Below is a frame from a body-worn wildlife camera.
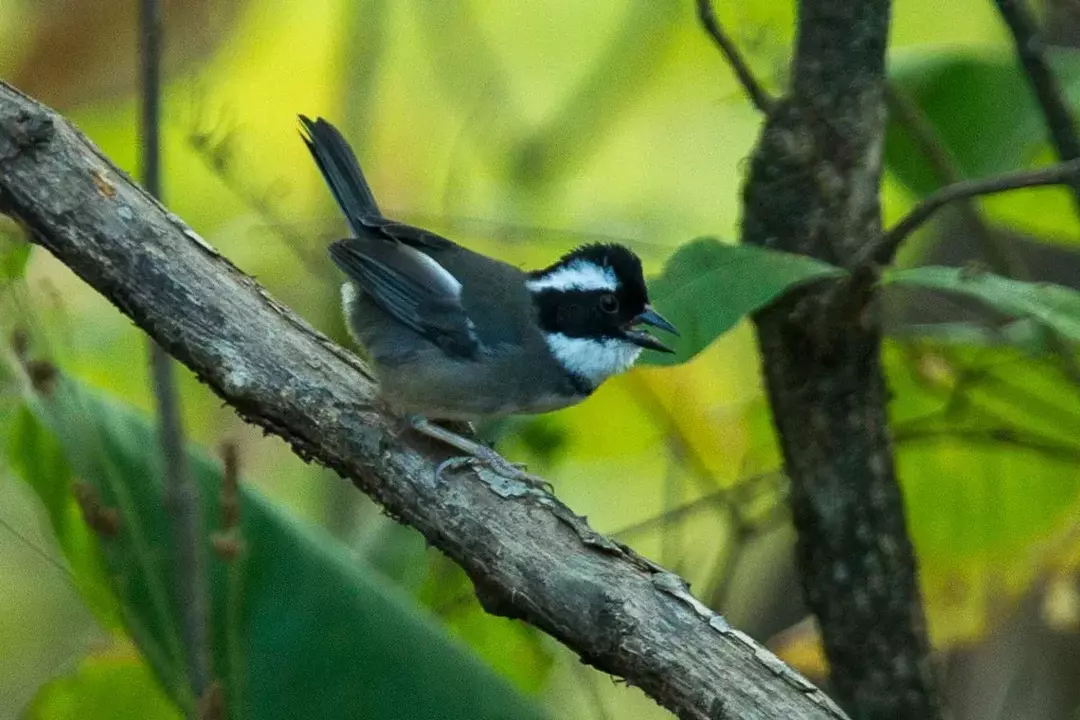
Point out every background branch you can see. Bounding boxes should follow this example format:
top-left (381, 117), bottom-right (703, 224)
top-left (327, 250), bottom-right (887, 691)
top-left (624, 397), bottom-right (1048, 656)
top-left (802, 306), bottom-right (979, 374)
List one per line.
top-left (695, 0), bottom-right (775, 113)
top-left (138, 0), bottom-right (212, 703)
top-left (0, 82), bottom-right (848, 720)
top-left (740, 0), bottom-right (943, 716)
top-left (884, 82), bottom-right (1030, 278)
top-left (994, 0), bottom-right (1080, 215)
top-left (865, 157), bottom-right (1080, 267)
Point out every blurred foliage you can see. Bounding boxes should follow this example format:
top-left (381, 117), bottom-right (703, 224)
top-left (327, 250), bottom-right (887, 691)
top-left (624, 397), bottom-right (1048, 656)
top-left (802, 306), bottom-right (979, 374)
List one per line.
top-left (888, 266), bottom-right (1080, 342)
top-left (25, 640), bottom-right (181, 720)
top-left (6, 372), bottom-right (543, 719)
top-left (2, 0), bottom-right (1080, 718)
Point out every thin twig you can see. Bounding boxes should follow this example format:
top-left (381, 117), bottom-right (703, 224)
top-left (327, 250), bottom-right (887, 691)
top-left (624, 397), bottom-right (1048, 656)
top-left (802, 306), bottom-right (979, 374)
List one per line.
top-left (139, 0), bottom-right (211, 705)
top-left (695, 0), bottom-right (775, 113)
top-left (894, 425), bottom-right (1080, 462)
top-left (864, 158), bottom-right (1080, 267)
top-left (610, 471), bottom-right (785, 541)
top-left (994, 0), bottom-right (1080, 216)
top-left (884, 83), bottom-right (1029, 278)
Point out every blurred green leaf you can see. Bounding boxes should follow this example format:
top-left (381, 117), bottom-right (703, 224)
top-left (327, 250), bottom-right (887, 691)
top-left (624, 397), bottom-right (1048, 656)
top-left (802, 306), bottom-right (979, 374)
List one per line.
top-left (417, 558), bottom-right (554, 694)
top-left (886, 47), bottom-right (1080, 197)
top-left (886, 266), bottom-right (1080, 342)
top-left (643, 237), bottom-right (845, 366)
top-left (25, 642), bottom-right (181, 720)
top-left (0, 240), bottom-right (30, 286)
top-left (17, 376), bottom-right (546, 720)
top-left (888, 318), bottom-right (1056, 354)
top-left (5, 405), bottom-right (123, 628)
top-left (885, 340), bottom-right (1080, 644)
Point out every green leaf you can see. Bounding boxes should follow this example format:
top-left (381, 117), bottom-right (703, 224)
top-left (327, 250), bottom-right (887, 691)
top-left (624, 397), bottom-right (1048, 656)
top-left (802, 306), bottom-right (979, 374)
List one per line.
top-left (25, 642), bottom-right (181, 720)
top-left (642, 237), bottom-right (845, 366)
top-left (886, 47), bottom-right (1080, 198)
top-left (885, 340), bottom-right (1080, 645)
top-left (4, 405), bottom-right (123, 628)
top-left (886, 266), bottom-right (1080, 342)
top-left (0, 238), bottom-right (31, 286)
top-left (887, 318), bottom-right (1057, 354)
top-left (16, 377), bottom-right (546, 720)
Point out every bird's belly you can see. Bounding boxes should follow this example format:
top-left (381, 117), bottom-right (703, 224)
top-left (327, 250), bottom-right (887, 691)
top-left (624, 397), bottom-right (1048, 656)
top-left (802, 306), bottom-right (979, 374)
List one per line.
top-left (373, 352), bottom-right (585, 421)
top-left (343, 289), bottom-right (587, 420)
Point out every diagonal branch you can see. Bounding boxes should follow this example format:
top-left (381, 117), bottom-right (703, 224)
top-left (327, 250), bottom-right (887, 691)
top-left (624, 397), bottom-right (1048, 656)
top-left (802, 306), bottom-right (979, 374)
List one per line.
top-left (863, 157), bottom-right (1080, 268)
top-left (884, 82), bottom-right (1030, 279)
top-left (695, 0), bottom-right (775, 113)
top-left (994, 0), bottom-right (1080, 215)
top-left (0, 82), bottom-right (848, 720)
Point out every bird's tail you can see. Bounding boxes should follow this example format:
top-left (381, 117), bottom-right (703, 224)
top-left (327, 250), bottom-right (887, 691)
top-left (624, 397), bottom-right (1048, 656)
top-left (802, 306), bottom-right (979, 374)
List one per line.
top-left (298, 115), bottom-right (381, 234)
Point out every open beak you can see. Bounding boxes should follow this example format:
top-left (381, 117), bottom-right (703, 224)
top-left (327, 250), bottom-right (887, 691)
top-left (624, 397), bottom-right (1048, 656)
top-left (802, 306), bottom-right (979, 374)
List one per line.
top-left (623, 305), bottom-right (679, 353)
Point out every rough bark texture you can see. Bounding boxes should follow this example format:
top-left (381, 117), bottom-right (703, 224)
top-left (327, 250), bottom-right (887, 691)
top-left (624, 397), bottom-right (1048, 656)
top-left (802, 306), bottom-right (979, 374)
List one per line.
top-left (740, 0), bottom-right (943, 718)
top-left (0, 83), bottom-right (850, 720)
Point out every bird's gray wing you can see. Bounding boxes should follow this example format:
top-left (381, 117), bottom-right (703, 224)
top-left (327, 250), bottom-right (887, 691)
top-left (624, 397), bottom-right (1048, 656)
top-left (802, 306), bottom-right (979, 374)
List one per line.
top-left (329, 236), bottom-right (479, 359)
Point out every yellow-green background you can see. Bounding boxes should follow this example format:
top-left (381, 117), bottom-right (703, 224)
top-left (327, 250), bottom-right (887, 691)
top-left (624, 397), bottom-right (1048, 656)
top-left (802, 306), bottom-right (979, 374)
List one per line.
top-left (3, 0), bottom-right (1080, 718)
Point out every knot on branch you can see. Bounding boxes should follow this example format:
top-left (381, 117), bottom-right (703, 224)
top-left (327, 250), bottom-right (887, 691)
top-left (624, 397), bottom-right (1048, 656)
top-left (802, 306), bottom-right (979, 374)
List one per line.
top-left (0, 107), bottom-right (53, 160)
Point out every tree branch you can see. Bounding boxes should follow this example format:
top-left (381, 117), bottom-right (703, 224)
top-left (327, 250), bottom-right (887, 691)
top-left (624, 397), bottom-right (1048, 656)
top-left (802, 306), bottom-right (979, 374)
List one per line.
top-left (695, 0), bottom-right (775, 113)
top-left (740, 0), bottom-right (943, 716)
top-left (994, 0), bottom-right (1080, 214)
top-left (0, 82), bottom-right (848, 720)
top-left (864, 158), bottom-right (1080, 267)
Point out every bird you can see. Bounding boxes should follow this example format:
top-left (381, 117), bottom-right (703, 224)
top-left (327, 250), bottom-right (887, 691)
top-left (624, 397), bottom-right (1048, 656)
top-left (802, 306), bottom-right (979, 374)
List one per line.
top-left (298, 115), bottom-right (678, 486)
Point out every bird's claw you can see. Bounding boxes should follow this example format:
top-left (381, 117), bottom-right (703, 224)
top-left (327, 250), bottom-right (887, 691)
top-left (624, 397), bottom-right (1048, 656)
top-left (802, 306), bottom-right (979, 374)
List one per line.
top-left (433, 454), bottom-right (552, 493)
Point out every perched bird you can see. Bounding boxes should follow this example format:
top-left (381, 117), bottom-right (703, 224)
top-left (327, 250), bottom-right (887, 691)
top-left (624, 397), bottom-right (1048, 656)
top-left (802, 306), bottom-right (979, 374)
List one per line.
top-left (299, 115), bottom-right (677, 483)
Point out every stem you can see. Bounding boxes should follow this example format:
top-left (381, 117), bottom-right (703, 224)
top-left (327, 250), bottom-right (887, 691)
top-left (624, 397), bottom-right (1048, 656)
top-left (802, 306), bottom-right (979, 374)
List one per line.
top-left (139, 0), bottom-right (211, 704)
top-left (695, 0), bottom-right (775, 113)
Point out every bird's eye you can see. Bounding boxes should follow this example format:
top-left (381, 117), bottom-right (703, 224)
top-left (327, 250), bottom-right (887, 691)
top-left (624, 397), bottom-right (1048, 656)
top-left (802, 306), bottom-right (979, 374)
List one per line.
top-left (599, 294), bottom-right (619, 314)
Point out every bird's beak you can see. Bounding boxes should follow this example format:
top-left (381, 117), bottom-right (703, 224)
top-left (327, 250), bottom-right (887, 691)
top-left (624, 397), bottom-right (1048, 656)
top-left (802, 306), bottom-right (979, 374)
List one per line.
top-left (624, 305), bottom-right (679, 353)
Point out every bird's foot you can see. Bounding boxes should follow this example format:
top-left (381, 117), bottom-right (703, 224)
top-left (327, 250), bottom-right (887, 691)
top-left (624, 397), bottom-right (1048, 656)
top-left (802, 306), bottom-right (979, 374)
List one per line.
top-left (407, 415), bottom-right (551, 492)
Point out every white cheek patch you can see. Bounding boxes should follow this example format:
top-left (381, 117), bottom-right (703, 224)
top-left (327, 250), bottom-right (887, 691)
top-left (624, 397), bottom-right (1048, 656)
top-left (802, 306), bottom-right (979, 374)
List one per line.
top-left (526, 260), bottom-right (618, 293)
top-left (544, 333), bottom-right (643, 386)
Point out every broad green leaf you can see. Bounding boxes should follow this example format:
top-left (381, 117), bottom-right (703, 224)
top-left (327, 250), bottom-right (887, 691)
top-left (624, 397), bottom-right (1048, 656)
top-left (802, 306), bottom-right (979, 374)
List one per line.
top-left (886, 266), bottom-right (1080, 342)
top-left (17, 376), bottom-right (546, 720)
top-left (884, 48), bottom-right (1080, 242)
top-left (26, 641), bottom-right (181, 720)
top-left (886, 47), bottom-right (1080, 198)
top-left (642, 237), bottom-right (845, 366)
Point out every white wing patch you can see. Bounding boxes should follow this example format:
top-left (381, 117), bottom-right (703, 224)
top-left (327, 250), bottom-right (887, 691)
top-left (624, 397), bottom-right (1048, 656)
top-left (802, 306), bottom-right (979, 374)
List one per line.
top-left (526, 260), bottom-right (618, 293)
top-left (400, 243), bottom-right (463, 298)
top-left (341, 281), bottom-right (360, 313)
top-left (543, 333), bottom-right (642, 385)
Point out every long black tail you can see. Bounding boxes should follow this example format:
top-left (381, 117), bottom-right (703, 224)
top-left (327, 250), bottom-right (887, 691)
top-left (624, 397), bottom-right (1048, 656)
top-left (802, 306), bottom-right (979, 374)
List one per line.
top-left (298, 115), bottom-right (380, 234)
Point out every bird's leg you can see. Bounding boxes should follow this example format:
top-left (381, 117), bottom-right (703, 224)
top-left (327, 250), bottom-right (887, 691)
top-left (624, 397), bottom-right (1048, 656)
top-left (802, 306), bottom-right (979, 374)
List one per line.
top-left (406, 415), bottom-right (550, 491)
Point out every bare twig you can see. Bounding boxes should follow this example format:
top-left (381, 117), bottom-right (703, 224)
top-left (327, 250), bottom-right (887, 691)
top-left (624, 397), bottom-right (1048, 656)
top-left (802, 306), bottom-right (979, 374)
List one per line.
top-left (864, 158), bottom-right (1080, 267)
top-left (894, 425), bottom-right (1080, 462)
top-left (139, 0), bottom-right (211, 704)
top-left (695, 0), bottom-right (775, 113)
top-left (0, 82), bottom-right (849, 720)
top-left (610, 471), bottom-right (785, 541)
top-left (994, 0), bottom-right (1080, 214)
top-left (884, 83), bottom-right (1029, 278)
